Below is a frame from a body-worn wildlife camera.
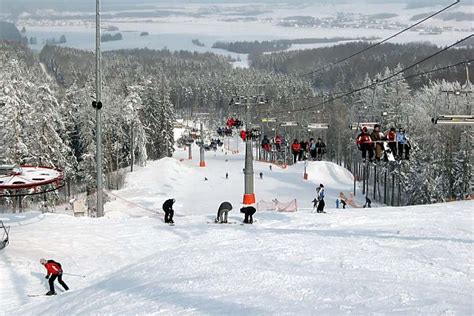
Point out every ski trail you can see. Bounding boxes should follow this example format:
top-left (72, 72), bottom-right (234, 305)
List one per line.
top-left (39, 63), bottom-right (53, 82)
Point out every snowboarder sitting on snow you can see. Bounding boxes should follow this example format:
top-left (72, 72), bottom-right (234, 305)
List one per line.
top-left (356, 127), bottom-right (374, 163)
top-left (215, 202), bottom-right (233, 223)
top-left (162, 198), bottom-right (175, 224)
top-left (339, 192), bottom-right (347, 209)
top-left (315, 184), bottom-right (326, 213)
top-left (40, 258), bottom-right (69, 296)
top-left (240, 206), bottom-right (256, 224)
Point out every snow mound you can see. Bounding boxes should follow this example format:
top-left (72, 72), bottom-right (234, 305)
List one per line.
top-left (305, 161), bottom-right (354, 187)
top-left (106, 158), bottom-right (192, 217)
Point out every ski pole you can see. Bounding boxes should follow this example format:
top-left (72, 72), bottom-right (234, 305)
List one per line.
top-left (63, 272), bottom-right (86, 278)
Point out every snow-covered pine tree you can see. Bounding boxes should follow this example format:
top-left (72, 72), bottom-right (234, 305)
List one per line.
top-left (29, 85), bottom-right (73, 170)
top-left (140, 78), bottom-right (175, 160)
top-left (122, 84), bottom-right (147, 167)
top-left (0, 59), bottom-right (34, 164)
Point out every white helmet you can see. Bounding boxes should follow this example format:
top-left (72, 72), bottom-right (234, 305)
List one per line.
top-left (40, 258), bottom-right (47, 265)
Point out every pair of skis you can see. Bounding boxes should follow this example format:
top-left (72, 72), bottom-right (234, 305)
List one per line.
top-left (28, 293), bottom-right (56, 297)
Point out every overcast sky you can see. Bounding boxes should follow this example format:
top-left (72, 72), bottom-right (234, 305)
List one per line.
top-left (0, 0), bottom-right (459, 16)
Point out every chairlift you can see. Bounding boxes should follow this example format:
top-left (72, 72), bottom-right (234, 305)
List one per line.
top-left (431, 115), bottom-right (474, 125)
top-left (350, 122), bottom-right (379, 130)
top-left (257, 96), bottom-right (269, 105)
top-left (0, 220), bottom-right (10, 250)
top-left (307, 123), bottom-right (329, 130)
top-left (280, 122), bottom-right (298, 127)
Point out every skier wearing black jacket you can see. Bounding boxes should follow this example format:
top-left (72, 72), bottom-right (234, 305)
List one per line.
top-left (240, 206), bottom-right (256, 224)
top-left (215, 202), bottom-right (233, 223)
top-left (162, 198), bottom-right (175, 224)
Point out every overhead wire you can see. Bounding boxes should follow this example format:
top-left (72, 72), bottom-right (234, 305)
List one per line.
top-left (299, 0), bottom-right (461, 78)
top-left (270, 34), bottom-right (473, 116)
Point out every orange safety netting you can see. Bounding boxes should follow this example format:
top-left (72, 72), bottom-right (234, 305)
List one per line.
top-left (257, 199), bottom-right (297, 212)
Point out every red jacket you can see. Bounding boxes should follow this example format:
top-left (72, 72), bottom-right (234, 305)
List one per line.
top-left (357, 133), bottom-right (372, 145)
top-left (44, 261), bottom-right (62, 275)
top-left (291, 143), bottom-right (301, 152)
top-left (386, 131), bottom-right (396, 142)
top-left (240, 130), bottom-right (247, 140)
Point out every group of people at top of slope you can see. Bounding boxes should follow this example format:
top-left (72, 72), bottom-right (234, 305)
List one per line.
top-left (356, 125), bottom-right (410, 163)
top-left (261, 135), bottom-right (327, 163)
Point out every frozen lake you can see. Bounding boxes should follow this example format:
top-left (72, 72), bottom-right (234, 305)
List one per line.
top-left (18, 1), bottom-right (474, 68)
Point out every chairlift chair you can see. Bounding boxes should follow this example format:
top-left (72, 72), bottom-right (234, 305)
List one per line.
top-left (431, 115), bottom-right (474, 125)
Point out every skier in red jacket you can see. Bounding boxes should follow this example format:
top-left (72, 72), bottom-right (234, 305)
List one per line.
top-left (385, 127), bottom-right (397, 158)
top-left (356, 127), bottom-right (374, 163)
top-left (40, 258), bottom-right (69, 295)
top-left (291, 139), bottom-right (301, 164)
top-left (240, 130), bottom-right (247, 141)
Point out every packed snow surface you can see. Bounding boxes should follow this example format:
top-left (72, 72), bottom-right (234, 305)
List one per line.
top-left (0, 138), bottom-right (472, 315)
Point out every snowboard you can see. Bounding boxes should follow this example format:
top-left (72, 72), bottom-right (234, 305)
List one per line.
top-left (382, 141), bottom-right (395, 162)
top-left (207, 221), bottom-right (238, 224)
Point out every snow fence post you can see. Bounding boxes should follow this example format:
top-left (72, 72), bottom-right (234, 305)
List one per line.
top-left (199, 122), bottom-right (206, 167)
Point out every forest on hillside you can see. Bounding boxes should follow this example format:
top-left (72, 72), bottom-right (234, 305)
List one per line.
top-left (251, 41), bottom-right (474, 91)
top-left (0, 40), bottom-right (472, 209)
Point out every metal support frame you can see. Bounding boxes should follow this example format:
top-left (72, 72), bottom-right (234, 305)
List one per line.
top-left (230, 93), bottom-right (268, 205)
top-left (95, 0), bottom-right (104, 217)
top-left (199, 122), bottom-right (206, 167)
top-left (373, 165), bottom-right (377, 201)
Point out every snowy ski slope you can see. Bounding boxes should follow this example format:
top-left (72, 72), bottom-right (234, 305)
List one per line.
top-left (0, 136), bottom-right (472, 315)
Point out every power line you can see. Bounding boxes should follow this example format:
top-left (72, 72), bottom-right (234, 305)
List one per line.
top-left (272, 34), bottom-right (473, 115)
top-left (299, 0), bottom-right (461, 78)
top-left (397, 59), bottom-right (473, 83)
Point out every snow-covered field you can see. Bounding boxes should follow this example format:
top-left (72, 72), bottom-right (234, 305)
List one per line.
top-left (18, 0), bottom-right (474, 69)
top-left (0, 137), bottom-right (473, 315)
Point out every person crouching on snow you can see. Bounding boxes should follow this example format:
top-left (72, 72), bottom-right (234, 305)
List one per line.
top-left (215, 202), bottom-right (233, 223)
top-left (162, 198), bottom-right (176, 224)
top-left (240, 206), bottom-right (256, 224)
top-left (40, 258), bottom-right (69, 295)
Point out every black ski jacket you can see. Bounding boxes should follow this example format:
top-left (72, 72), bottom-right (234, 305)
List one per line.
top-left (162, 199), bottom-right (175, 212)
top-left (240, 206), bottom-right (256, 215)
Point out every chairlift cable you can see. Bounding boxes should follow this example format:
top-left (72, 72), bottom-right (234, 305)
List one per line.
top-left (271, 35), bottom-right (473, 116)
top-left (299, 0), bottom-right (461, 78)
